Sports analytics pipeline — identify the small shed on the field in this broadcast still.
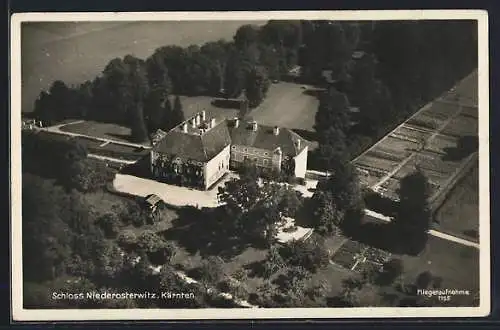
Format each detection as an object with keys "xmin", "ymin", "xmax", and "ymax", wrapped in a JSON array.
[{"xmin": 144, "ymin": 194, "xmax": 164, "ymax": 213}]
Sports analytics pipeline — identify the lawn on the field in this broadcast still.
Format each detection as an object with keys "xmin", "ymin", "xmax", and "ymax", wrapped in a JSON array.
[
  {"xmin": 433, "ymin": 162, "xmax": 479, "ymax": 242},
  {"xmin": 173, "ymin": 95, "xmax": 241, "ymax": 122},
  {"xmin": 246, "ymin": 82, "xmax": 320, "ymax": 132},
  {"xmin": 399, "ymin": 235, "xmax": 479, "ymax": 306},
  {"xmin": 60, "ymin": 120, "xmax": 139, "ymax": 144}
]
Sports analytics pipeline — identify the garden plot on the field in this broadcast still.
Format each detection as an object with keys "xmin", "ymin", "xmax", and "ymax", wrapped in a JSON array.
[
  {"xmin": 424, "ymin": 134, "xmax": 459, "ymax": 154},
  {"xmin": 354, "ymin": 152, "xmax": 400, "ymax": 173},
  {"xmin": 330, "ymin": 239, "xmax": 364, "ymax": 270},
  {"xmin": 411, "ymin": 152, "xmax": 459, "ymax": 174},
  {"xmin": 429, "ymin": 101, "xmax": 460, "ymax": 118},
  {"xmin": 377, "ymin": 178, "xmax": 400, "ymax": 201},
  {"xmin": 355, "ymin": 167, "xmax": 388, "ymax": 188},
  {"xmin": 408, "ymin": 111, "xmax": 447, "ymax": 131},
  {"xmin": 373, "ymin": 136, "xmax": 421, "ymax": 158},
  {"xmin": 394, "ymin": 125, "xmax": 433, "ymax": 142},
  {"xmin": 442, "ymin": 114, "xmax": 478, "ymax": 137},
  {"xmin": 330, "ymin": 239, "xmax": 392, "ymax": 272},
  {"xmin": 461, "ymin": 106, "xmax": 479, "ymax": 119}
]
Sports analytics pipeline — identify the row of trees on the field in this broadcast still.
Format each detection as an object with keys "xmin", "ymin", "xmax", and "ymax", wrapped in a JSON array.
[
  {"xmin": 32, "ymin": 21, "xmax": 308, "ymax": 141},
  {"xmin": 33, "ymin": 56, "xmax": 186, "ymax": 143}
]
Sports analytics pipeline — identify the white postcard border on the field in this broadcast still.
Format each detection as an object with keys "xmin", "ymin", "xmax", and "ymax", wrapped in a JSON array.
[{"xmin": 10, "ymin": 10, "xmax": 490, "ymax": 321}]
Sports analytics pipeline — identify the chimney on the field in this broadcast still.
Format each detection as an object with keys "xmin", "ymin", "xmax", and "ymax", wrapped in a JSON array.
[
  {"xmin": 196, "ymin": 114, "xmax": 201, "ymax": 126},
  {"xmin": 182, "ymin": 122, "xmax": 188, "ymax": 133},
  {"xmin": 251, "ymin": 121, "xmax": 258, "ymax": 132},
  {"xmin": 201, "ymin": 110, "xmax": 206, "ymax": 121},
  {"xmin": 273, "ymin": 126, "xmax": 280, "ymax": 136},
  {"xmin": 210, "ymin": 118, "xmax": 216, "ymax": 128},
  {"xmin": 191, "ymin": 118, "xmax": 196, "ymax": 128},
  {"xmin": 234, "ymin": 117, "xmax": 240, "ymax": 128},
  {"xmin": 296, "ymin": 138, "xmax": 301, "ymax": 150}
]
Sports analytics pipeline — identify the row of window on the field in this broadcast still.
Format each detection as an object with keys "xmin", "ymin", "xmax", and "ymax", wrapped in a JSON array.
[{"xmin": 231, "ymin": 145, "xmax": 270, "ymax": 157}]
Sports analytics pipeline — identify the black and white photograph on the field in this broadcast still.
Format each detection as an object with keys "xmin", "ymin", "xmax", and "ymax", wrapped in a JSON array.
[{"xmin": 10, "ymin": 10, "xmax": 490, "ymax": 320}]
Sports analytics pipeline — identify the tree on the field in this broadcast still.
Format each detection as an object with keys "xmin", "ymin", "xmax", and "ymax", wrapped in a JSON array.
[
  {"xmin": 313, "ymin": 161, "xmax": 365, "ymax": 232},
  {"xmin": 200, "ymin": 40, "xmax": 232, "ymax": 93},
  {"xmin": 282, "ymin": 239, "xmax": 330, "ymax": 273},
  {"xmin": 301, "ymin": 22, "xmax": 360, "ymax": 82},
  {"xmin": 117, "ymin": 230, "xmax": 138, "ymax": 250},
  {"xmin": 198, "ymin": 256, "xmax": 226, "ymax": 293},
  {"xmin": 130, "ymin": 103, "xmax": 149, "ymax": 143},
  {"xmin": 97, "ymin": 213, "xmax": 121, "ymax": 239},
  {"xmin": 315, "ymin": 127, "xmax": 348, "ymax": 170},
  {"xmin": 263, "ymin": 245, "xmax": 286, "ymax": 278},
  {"xmin": 311, "ymin": 190, "xmax": 344, "ymax": 235},
  {"xmin": 94, "ymin": 241, "xmax": 125, "ymax": 281},
  {"xmin": 22, "ymin": 174, "xmax": 72, "ymax": 282},
  {"xmin": 275, "ymin": 266, "xmax": 311, "ymax": 306},
  {"xmin": 279, "ymin": 186, "xmax": 303, "ymax": 218},
  {"xmin": 245, "ymin": 66, "xmax": 271, "ymax": 108},
  {"xmin": 137, "ymin": 230, "xmax": 166, "ymax": 254},
  {"xmin": 314, "ymin": 87, "xmax": 351, "ymax": 143},
  {"xmin": 234, "ymin": 24, "xmax": 260, "ymax": 49},
  {"xmin": 340, "ymin": 277, "xmax": 381, "ymax": 307},
  {"xmin": 66, "ymin": 159, "xmax": 115, "ymax": 192},
  {"xmin": 171, "ymin": 96, "xmax": 185, "ymax": 128},
  {"xmin": 377, "ymin": 258, "xmax": 404, "ymax": 285},
  {"xmin": 394, "ymin": 168, "xmax": 432, "ymax": 254}
]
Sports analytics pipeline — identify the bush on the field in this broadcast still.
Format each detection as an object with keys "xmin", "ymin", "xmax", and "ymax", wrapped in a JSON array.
[
  {"xmin": 117, "ymin": 230, "xmax": 137, "ymax": 250},
  {"xmin": 97, "ymin": 213, "xmax": 121, "ymax": 239},
  {"xmin": 282, "ymin": 239, "xmax": 330, "ymax": 273},
  {"xmin": 376, "ymin": 258, "xmax": 404, "ymax": 285}
]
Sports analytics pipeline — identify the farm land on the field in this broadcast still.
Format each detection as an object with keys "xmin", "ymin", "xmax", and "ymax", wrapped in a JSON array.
[{"xmin": 352, "ymin": 70, "xmax": 479, "ymax": 204}]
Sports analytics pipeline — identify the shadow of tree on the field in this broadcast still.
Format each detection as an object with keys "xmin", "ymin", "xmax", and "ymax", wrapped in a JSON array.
[
  {"xmin": 347, "ymin": 222, "xmax": 407, "ymax": 255},
  {"xmin": 211, "ymin": 99, "xmax": 241, "ymax": 110},
  {"xmin": 302, "ymin": 88, "xmax": 325, "ymax": 98},
  {"xmin": 120, "ymin": 156, "xmax": 151, "ymax": 178},
  {"xmin": 292, "ymin": 199, "xmax": 315, "ymax": 228},
  {"xmin": 159, "ymin": 206, "xmax": 266, "ymax": 259},
  {"xmin": 441, "ymin": 135, "xmax": 478, "ymax": 161}
]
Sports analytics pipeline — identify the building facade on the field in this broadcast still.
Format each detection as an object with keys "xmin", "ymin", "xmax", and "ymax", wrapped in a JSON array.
[{"xmin": 151, "ymin": 111, "xmax": 308, "ymax": 190}]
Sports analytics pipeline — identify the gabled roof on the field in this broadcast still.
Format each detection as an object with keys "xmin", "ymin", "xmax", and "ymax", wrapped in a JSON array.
[
  {"xmin": 153, "ymin": 117, "xmax": 231, "ymax": 162},
  {"xmin": 228, "ymin": 121, "xmax": 307, "ymax": 156}
]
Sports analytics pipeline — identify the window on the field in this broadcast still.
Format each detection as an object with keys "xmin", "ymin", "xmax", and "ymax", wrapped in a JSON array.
[
  {"xmin": 263, "ymin": 159, "xmax": 268, "ymax": 166},
  {"xmin": 244, "ymin": 148, "xmax": 248, "ymax": 152},
  {"xmin": 264, "ymin": 152, "xmax": 269, "ymax": 156}
]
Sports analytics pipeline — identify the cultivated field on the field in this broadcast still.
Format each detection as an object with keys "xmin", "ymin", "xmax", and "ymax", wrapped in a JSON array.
[
  {"xmin": 21, "ymin": 20, "xmax": 266, "ymax": 113},
  {"xmin": 433, "ymin": 162, "xmax": 479, "ymax": 242},
  {"xmin": 352, "ymin": 70, "xmax": 479, "ymax": 203}
]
